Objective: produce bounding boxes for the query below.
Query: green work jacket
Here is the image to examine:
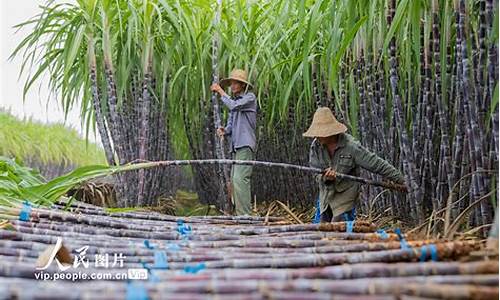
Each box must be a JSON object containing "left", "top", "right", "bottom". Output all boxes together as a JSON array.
[{"left": 309, "top": 133, "right": 405, "bottom": 217}]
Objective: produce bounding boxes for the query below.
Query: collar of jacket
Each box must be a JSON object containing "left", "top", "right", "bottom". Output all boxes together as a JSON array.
[{"left": 232, "top": 91, "right": 251, "bottom": 99}]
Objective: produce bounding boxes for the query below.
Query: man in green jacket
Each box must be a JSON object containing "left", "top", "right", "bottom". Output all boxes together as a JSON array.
[{"left": 304, "top": 107, "right": 407, "bottom": 222}]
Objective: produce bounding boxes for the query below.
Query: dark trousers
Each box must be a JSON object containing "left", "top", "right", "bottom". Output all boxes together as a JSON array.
[{"left": 320, "top": 207, "right": 356, "bottom": 223}]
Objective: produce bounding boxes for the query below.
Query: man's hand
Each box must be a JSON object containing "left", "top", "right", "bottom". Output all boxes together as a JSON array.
[
  {"left": 216, "top": 127, "right": 225, "bottom": 137},
  {"left": 211, "top": 83, "right": 224, "bottom": 95},
  {"left": 323, "top": 167, "right": 337, "bottom": 181}
]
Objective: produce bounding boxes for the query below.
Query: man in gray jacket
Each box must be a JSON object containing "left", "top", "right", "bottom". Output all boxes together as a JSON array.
[{"left": 211, "top": 69, "right": 257, "bottom": 215}]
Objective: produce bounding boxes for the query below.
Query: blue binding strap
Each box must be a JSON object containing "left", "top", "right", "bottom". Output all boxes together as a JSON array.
[
  {"left": 376, "top": 229, "right": 389, "bottom": 240},
  {"left": 19, "top": 201, "right": 31, "bottom": 221},
  {"left": 346, "top": 221, "right": 354, "bottom": 233},
  {"left": 420, "top": 244, "right": 438, "bottom": 262},
  {"left": 177, "top": 221, "right": 192, "bottom": 236},
  {"left": 166, "top": 243, "right": 181, "bottom": 252},
  {"left": 394, "top": 228, "right": 411, "bottom": 250},
  {"left": 141, "top": 261, "right": 160, "bottom": 282},
  {"left": 143, "top": 239, "right": 168, "bottom": 269},
  {"left": 183, "top": 262, "right": 206, "bottom": 274},
  {"left": 429, "top": 244, "right": 438, "bottom": 261},
  {"left": 126, "top": 282, "right": 148, "bottom": 300},
  {"left": 143, "top": 240, "right": 154, "bottom": 249},
  {"left": 313, "top": 197, "right": 321, "bottom": 224},
  {"left": 152, "top": 250, "right": 169, "bottom": 269},
  {"left": 419, "top": 245, "right": 428, "bottom": 262}
]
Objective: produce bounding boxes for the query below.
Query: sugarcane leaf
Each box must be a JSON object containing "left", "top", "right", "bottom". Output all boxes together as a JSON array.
[
  {"left": 446, "top": 190, "right": 495, "bottom": 239},
  {"left": 487, "top": 82, "right": 499, "bottom": 126},
  {"left": 332, "top": 16, "right": 367, "bottom": 80},
  {"left": 382, "top": 0, "right": 409, "bottom": 54}
]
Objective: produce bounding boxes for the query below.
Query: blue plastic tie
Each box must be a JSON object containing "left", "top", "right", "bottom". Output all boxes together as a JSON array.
[
  {"left": 149, "top": 272, "right": 160, "bottom": 283},
  {"left": 419, "top": 245, "right": 428, "bottom": 262},
  {"left": 140, "top": 261, "right": 161, "bottom": 282},
  {"left": 177, "top": 223, "right": 192, "bottom": 236},
  {"left": 144, "top": 240, "right": 154, "bottom": 249},
  {"left": 176, "top": 219, "right": 193, "bottom": 242},
  {"left": 19, "top": 201, "right": 31, "bottom": 221},
  {"left": 376, "top": 229, "right": 389, "bottom": 240},
  {"left": 394, "top": 228, "right": 411, "bottom": 250},
  {"left": 126, "top": 282, "right": 148, "bottom": 300},
  {"left": 346, "top": 221, "right": 354, "bottom": 233},
  {"left": 166, "top": 243, "right": 181, "bottom": 252},
  {"left": 152, "top": 250, "right": 169, "bottom": 269},
  {"left": 429, "top": 244, "right": 438, "bottom": 261},
  {"left": 313, "top": 197, "right": 320, "bottom": 224},
  {"left": 394, "top": 228, "right": 402, "bottom": 237},
  {"left": 183, "top": 263, "right": 206, "bottom": 274}
]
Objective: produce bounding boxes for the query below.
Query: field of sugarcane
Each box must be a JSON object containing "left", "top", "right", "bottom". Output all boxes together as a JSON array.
[
  {"left": 0, "top": 0, "right": 498, "bottom": 297},
  {"left": 10, "top": 0, "right": 498, "bottom": 232}
]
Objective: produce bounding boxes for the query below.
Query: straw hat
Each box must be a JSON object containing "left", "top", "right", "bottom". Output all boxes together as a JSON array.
[
  {"left": 303, "top": 107, "right": 347, "bottom": 137},
  {"left": 220, "top": 69, "right": 253, "bottom": 88}
]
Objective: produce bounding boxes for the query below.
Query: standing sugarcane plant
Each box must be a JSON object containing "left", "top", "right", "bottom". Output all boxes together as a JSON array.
[
  {"left": 210, "top": 0, "right": 231, "bottom": 214},
  {"left": 11, "top": 0, "right": 179, "bottom": 207},
  {"left": 12, "top": 0, "right": 497, "bottom": 228}
]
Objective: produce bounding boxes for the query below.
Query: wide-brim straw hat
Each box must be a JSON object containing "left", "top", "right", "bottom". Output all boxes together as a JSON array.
[
  {"left": 220, "top": 69, "right": 253, "bottom": 88},
  {"left": 303, "top": 107, "right": 347, "bottom": 137}
]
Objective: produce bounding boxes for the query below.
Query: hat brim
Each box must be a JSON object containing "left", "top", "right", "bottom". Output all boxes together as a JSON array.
[
  {"left": 220, "top": 77, "right": 253, "bottom": 88},
  {"left": 302, "top": 123, "right": 347, "bottom": 138}
]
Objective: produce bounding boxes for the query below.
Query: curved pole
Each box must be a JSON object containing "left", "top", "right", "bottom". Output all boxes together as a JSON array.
[{"left": 119, "top": 159, "right": 407, "bottom": 192}]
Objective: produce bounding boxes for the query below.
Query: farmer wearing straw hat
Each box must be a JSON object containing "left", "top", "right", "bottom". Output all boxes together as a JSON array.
[
  {"left": 211, "top": 69, "right": 257, "bottom": 215},
  {"left": 304, "top": 107, "right": 407, "bottom": 223}
]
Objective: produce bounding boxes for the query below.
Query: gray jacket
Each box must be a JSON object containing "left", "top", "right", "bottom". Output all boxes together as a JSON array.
[{"left": 221, "top": 92, "right": 257, "bottom": 152}]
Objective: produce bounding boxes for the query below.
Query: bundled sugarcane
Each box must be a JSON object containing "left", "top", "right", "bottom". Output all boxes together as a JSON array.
[{"left": 1, "top": 198, "right": 497, "bottom": 300}]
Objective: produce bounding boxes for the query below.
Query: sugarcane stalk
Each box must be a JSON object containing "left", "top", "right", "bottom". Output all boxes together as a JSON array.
[
  {"left": 312, "top": 60, "right": 323, "bottom": 108},
  {"left": 0, "top": 275, "right": 497, "bottom": 299},
  {"left": 210, "top": 0, "right": 231, "bottom": 214},
  {"left": 387, "top": 0, "right": 420, "bottom": 219},
  {"left": 137, "top": 42, "right": 153, "bottom": 207},
  {"left": 168, "top": 241, "right": 478, "bottom": 269},
  {"left": 456, "top": 0, "right": 492, "bottom": 231},
  {"left": 432, "top": 1, "right": 453, "bottom": 201},
  {"left": 87, "top": 34, "right": 115, "bottom": 166},
  {"left": 95, "top": 159, "right": 406, "bottom": 192},
  {"left": 102, "top": 15, "right": 125, "bottom": 166}
]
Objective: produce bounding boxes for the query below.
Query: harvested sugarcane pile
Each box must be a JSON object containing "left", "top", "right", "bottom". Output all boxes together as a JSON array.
[{"left": 0, "top": 200, "right": 497, "bottom": 300}]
